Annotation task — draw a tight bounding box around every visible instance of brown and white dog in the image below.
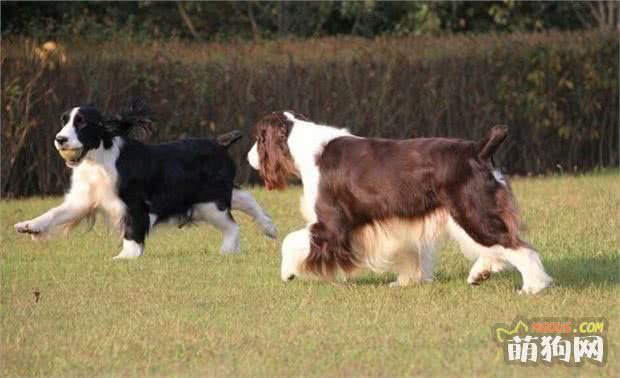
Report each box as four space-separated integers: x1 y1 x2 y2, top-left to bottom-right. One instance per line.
248 111 553 294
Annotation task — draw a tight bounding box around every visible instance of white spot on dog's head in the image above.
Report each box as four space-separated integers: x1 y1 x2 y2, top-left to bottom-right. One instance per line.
55 107 83 150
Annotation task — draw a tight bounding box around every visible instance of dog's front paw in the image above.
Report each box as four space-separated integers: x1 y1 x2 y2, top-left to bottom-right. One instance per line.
15 220 46 235
15 220 48 241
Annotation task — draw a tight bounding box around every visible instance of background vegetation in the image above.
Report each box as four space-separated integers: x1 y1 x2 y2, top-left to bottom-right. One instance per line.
2 30 618 196
2 1 618 41
1 1 618 197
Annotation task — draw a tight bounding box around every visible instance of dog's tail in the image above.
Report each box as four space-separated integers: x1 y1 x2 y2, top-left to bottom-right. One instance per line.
477 125 508 161
217 130 243 148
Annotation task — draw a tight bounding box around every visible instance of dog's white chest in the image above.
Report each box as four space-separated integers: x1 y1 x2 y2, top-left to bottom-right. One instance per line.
70 160 125 227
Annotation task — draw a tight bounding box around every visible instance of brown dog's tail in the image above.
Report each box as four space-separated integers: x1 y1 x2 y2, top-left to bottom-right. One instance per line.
478 125 508 161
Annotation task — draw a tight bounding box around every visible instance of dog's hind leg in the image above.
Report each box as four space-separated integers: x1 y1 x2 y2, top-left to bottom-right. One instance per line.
446 216 551 293
443 174 552 293
446 225 510 285
502 246 552 294
114 204 148 259
231 189 277 239
445 216 510 285
195 202 240 254
466 255 511 285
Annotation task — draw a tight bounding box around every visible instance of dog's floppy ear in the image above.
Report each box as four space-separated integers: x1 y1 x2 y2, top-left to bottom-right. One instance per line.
255 112 297 190
105 98 155 139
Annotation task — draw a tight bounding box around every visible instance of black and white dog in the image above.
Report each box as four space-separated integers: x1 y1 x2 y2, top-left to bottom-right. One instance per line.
14 101 277 258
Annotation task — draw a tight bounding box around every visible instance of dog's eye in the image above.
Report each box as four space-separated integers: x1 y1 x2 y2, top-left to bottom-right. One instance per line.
60 114 69 125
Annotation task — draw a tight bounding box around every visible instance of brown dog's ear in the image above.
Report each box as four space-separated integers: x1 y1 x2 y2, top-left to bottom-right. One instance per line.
256 113 297 190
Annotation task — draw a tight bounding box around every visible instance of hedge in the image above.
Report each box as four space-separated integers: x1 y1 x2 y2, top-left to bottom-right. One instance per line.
1 31 618 197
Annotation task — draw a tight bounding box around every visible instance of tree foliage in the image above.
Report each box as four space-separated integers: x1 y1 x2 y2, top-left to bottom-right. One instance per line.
2 1 618 42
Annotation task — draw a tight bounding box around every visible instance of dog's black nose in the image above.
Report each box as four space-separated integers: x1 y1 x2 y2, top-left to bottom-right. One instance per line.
286 274 296 282
55 135 68 145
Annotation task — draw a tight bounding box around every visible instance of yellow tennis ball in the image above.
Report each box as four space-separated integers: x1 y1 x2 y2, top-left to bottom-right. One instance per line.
58 148 83 161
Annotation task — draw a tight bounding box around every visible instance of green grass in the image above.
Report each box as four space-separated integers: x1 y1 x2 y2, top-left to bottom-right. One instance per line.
1 175 619 377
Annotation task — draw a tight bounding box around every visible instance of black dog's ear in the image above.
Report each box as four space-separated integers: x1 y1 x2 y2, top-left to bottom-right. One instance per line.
60 110 70 125
123 98 155 139
105 98 155 139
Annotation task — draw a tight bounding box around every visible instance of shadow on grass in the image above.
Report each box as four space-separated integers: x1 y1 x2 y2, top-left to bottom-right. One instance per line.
353 274 396 286
348 254 619 290
547 254 619 289
353 271 455 287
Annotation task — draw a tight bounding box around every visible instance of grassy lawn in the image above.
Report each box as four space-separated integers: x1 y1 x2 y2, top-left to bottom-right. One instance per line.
1 174 618 377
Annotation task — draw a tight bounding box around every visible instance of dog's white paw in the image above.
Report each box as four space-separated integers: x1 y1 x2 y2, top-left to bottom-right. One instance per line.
112 240 144 259
15 220 48 239
517 278 553 295
15 220 43 234
112 253 141 260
